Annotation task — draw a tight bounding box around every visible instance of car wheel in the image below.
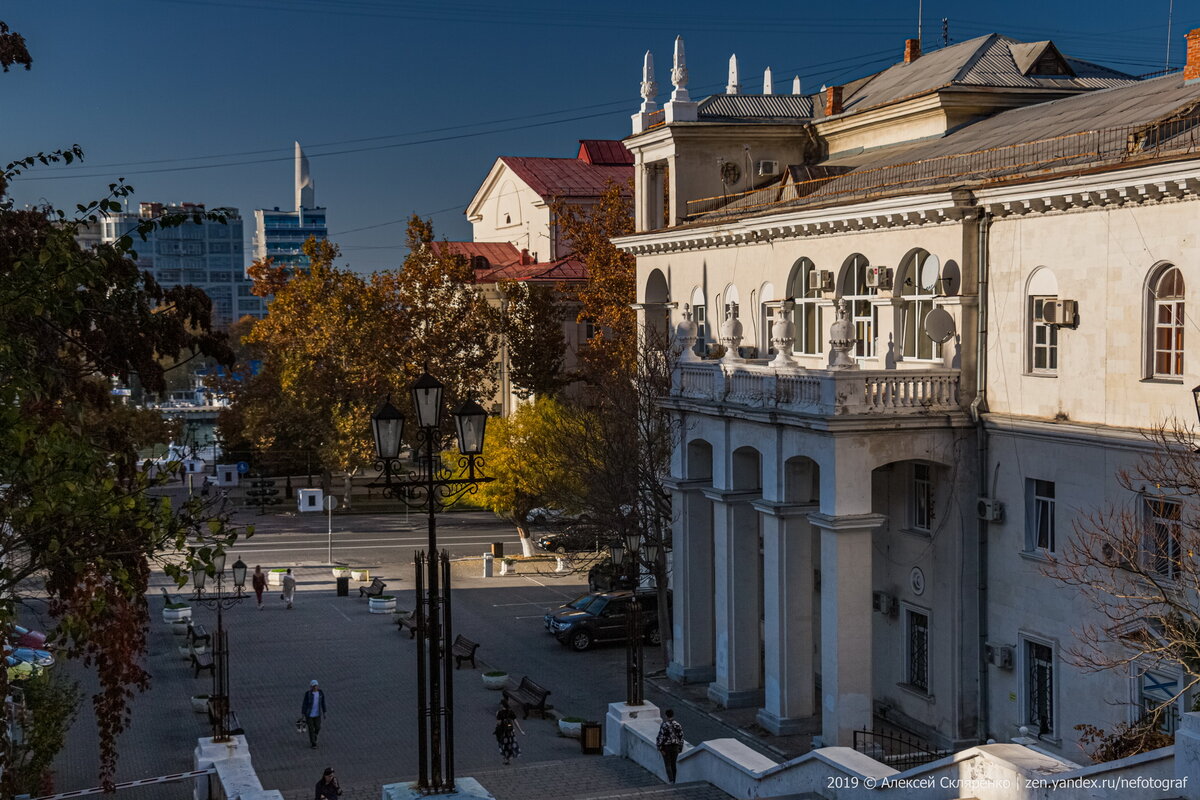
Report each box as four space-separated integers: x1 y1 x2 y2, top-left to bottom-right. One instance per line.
646 625 662 646
555 545 568 554
569 630 593 651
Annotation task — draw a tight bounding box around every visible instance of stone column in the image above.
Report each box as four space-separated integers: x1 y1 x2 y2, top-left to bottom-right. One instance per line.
664 478 715 683
754 500 817 734
705 488 763 708
809 512 886 746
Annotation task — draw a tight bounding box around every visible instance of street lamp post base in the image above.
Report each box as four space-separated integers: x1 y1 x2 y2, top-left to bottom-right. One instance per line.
382 776 494 800
604 700 661 756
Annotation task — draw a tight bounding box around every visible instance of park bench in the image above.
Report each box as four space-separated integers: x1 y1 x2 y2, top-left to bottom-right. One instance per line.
207 699 243 736
396 613 418 639
502 675 551 719
359 577 387 598
450 635 479 669
188 624 210 649
192 650 214 678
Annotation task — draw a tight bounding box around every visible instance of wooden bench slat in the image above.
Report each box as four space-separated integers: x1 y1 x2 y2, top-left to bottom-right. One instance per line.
502 675 551 719
450 634 479 669
396 614 417 639
359 577 387 598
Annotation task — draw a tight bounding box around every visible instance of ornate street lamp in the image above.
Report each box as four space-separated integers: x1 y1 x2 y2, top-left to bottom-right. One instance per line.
369 370 491 794
612 535 645 707
191 554 247 742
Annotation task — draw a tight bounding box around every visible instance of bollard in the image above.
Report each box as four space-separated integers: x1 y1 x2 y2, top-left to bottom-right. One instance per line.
482 553 494 578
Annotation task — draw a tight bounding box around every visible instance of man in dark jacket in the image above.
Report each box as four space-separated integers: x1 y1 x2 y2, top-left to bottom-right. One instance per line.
301 679 327 748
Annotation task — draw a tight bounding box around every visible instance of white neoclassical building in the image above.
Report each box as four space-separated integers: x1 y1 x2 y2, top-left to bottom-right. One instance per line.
616 29 1200 759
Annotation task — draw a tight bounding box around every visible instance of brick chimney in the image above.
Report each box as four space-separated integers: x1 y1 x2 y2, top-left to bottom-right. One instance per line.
905 38 922 64
825 85 844 116
1186 29 1200 82
519 248 532 266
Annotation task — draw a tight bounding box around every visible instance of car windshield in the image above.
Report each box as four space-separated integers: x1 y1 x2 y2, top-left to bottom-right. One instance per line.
567 594 593 610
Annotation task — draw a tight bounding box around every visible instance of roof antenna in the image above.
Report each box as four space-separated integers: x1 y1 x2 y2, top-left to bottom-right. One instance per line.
917 0 923 48
941 18 949 48
1165 0 1175 72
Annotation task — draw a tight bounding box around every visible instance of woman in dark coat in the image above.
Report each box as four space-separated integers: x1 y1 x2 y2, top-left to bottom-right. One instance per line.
495 698 524 764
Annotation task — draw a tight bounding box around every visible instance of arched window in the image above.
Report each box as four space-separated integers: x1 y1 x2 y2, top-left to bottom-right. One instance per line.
839 254 877 358
690 287 707 357
786 258 822 355
898 249 940 361
759 282 776 356
1150 265 1185 378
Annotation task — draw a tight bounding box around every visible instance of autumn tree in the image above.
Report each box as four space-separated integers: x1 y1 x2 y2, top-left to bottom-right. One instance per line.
1045 422 1200 756
553 181 636 377
498 279 568 399
0 171 245 788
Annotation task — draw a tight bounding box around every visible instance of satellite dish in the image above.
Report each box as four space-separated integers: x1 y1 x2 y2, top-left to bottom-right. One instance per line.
919 254 941 291
923 307 956 344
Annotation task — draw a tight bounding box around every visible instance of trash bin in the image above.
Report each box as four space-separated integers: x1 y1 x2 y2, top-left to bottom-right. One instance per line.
491 542 504 558
580 721 603 754
482 553 494 578
336 576 350 597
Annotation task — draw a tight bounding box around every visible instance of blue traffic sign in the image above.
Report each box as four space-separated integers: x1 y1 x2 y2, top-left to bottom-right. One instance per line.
236 461 250 474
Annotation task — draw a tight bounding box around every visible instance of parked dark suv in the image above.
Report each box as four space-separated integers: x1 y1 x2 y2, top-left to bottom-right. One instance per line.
543 590 668 651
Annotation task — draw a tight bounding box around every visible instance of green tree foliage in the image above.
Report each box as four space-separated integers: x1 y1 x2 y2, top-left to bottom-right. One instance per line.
471 398 586 552
11 674 82 795
498 280 567 399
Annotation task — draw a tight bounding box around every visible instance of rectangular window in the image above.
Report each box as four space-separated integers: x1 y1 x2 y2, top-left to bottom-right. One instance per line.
1026 479 1056 552
794 301 821 355
852 299 875 358
1143 497 1181 580
912 463 933 532
1139 669 1182 734
762 304 776 356
1025 640 1054 736
694 306 707 356
1154 298 1185 377
1030 297 1059 372
906 609 929 693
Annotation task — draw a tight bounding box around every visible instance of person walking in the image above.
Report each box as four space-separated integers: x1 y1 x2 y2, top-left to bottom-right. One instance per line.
251 565 267 610
494 697 524 765
656 708 684 784
314 767 341 799
282 567 297 610
301 679 327 749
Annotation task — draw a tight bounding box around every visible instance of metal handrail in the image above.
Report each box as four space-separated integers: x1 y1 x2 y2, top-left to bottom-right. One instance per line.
852 728 943 771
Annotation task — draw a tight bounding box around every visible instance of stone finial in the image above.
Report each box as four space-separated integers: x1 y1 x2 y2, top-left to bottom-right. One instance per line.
640 50 659 112
675 303 700 362
769 301 796 367
719 302 744 363
792 75 802 94
670 35 690 102
727 54 741 94
763 66 773 95
828 299 858 369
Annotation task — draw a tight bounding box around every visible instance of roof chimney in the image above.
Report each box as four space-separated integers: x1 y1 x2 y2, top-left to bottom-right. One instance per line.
520 248 532 266
904 38 922 64
1186 29 1200 82
825 85 844 116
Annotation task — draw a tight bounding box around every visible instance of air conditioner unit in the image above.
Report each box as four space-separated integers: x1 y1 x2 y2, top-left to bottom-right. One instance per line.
985 643 1014 670
977 497 1004 522
872 591 897 616
809 269 834 293
1037 299 1077 326
865 266 892 290
756 160 780 177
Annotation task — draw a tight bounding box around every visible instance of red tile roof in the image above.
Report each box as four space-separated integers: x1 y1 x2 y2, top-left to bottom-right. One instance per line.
577 140 634 166
500 156 632 200
477 255 587 284
428 241 521 270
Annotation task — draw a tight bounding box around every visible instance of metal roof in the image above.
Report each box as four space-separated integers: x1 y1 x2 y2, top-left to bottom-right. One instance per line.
477 255 587 283
500 156 632 199
697 94 815 122
577 140 634 166
429 241 521 269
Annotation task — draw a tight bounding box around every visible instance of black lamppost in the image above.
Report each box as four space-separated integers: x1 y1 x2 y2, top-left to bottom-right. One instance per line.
611 528 648 706
190 553 247 742
370 369 491 794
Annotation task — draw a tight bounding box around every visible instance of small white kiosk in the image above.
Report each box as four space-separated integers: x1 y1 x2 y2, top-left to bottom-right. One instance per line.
215 464 240 488
296 489 324 513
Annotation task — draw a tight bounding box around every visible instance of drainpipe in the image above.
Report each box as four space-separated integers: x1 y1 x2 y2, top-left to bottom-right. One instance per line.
971 209 992 741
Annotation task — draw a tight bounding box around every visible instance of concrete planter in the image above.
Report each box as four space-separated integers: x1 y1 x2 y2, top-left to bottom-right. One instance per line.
369 596 396 614
558 719 583 738
268 569 287 587
162 605 191 624
482 672 508 690
191 696 210 714
178 645 194 661
500 561 514 575
332 567 351 579
171 620 190 636
351 569 370 582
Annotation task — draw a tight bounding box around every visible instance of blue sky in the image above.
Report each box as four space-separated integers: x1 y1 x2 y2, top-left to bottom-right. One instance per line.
4 1 1191 272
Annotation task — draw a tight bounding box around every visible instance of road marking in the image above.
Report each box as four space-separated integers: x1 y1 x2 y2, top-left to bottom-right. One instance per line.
330 603 352 622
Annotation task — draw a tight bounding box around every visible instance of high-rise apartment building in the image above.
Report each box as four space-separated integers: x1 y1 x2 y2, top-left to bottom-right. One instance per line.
252 142 328 270
96 202 263 328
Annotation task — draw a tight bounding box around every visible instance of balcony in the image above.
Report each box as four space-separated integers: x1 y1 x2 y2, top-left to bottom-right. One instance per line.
672 361 961 417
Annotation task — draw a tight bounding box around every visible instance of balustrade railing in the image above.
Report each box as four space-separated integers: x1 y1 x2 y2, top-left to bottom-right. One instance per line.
672 362 960 416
